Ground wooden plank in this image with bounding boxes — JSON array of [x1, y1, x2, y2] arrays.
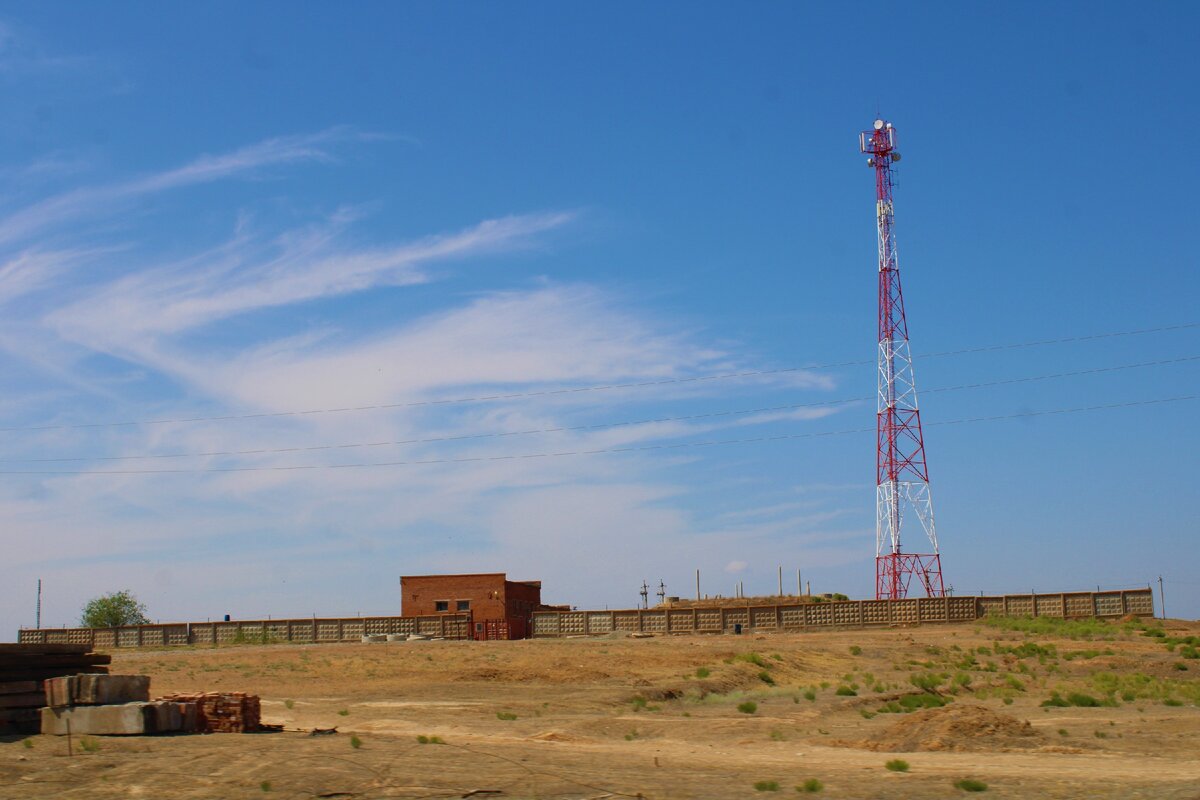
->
[[0, 681, 39, 694], [0, 654, 111, 666], [0, 707, 41, 723], [0, 643, 92, 655], [0, 667, 109, 681], [0, 693, 45, 708]]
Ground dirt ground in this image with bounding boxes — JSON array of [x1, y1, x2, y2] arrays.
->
[[2, 617, 1199, 799]]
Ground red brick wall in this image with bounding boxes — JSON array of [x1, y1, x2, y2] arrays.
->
[[504, 580, 543, 619]]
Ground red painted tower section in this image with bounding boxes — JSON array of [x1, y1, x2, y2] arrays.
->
[[860, 118, 946, 600]]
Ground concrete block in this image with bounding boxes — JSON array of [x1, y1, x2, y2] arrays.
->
[[150, 701, 180, 733], [41, 704, 151, 735], [176, 701, 199, 733], [76, 674, 150, 705], [43, 676, 74, 708]]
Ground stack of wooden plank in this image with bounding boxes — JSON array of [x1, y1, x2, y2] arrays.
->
[[158, 692, 261, 733], [0, 643, 112, 734]]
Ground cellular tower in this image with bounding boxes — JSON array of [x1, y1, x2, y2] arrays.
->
[[860, 117, 946, 600]]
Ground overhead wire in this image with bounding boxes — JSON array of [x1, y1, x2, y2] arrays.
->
[[2, 394, 1193, 475], [1, 353, 1195, 464], [0, 320, 1195, 434]]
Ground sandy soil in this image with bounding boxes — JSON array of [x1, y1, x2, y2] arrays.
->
[[2, 619, 1199, 799]]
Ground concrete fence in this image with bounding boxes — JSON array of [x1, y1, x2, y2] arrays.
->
[[16, 614, 472, 648], [529, 589, 1155, 637], [15, 588, 1155, 648]]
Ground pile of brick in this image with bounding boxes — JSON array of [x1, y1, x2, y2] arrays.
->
[[158, 692, 261, 733], [40, 674, 200, 735]]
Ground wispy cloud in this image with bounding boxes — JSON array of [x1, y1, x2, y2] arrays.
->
[[0, 129, 358, 248], [47, 210, 575, 350]]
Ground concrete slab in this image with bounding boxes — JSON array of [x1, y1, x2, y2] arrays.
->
[[76, 674, 150, 705], [41, 704, 151, 735]]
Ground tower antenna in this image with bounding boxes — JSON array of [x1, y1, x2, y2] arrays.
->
[[859, 117, 946, 600]]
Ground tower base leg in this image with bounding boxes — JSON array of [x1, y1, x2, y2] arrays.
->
[[875, 553, 944, 600]]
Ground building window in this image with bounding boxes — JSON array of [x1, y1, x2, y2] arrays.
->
[[457, 600, 470, 611], [435, 600, 449, 612]]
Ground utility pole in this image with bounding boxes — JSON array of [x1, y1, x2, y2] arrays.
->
[[1158, 576, 1166, 619], [657, 579, 666, 607], [639, 580, 649, 610], [696, 569, 701, 601], [860, 116, 946, 600], [777, 566, 783, 596], [797, 569, 802, 597], [36, 579, 42, 629]]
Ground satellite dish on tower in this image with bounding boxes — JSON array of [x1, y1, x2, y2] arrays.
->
[[873, 119, 885, 130]]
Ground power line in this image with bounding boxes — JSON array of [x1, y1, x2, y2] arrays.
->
[[1, 321, 1195, 435], [2, 353, 1195, 464], [3, 394, 1192, 476]]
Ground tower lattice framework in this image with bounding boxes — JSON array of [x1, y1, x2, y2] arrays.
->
[[860, 118, 945, 600]]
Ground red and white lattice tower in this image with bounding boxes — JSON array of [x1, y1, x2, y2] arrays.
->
[[859, 117, 946, 600]]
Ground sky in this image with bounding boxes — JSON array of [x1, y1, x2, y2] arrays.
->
[[0, 2, 1197, 634]]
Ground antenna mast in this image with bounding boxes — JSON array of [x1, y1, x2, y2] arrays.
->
[[860, 117, 946, 600]]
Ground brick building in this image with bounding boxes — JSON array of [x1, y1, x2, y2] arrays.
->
[[400, 573, 548, 640]]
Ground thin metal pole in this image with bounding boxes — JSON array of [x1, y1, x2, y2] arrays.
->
[[1158, 576, 1166, 619], [777, 566, 783, 596], [796, 570, 801, 596], [36, 579, 42, 629], [695, 569, 700, 602]]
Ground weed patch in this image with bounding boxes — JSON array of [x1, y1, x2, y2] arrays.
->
[[954, 778, 988, 792], [884, 759, 910, 772]]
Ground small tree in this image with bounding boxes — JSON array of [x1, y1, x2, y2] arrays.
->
[[81, 590, 149, 628]]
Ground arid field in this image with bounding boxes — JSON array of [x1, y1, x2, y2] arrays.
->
[[2, 616, 1199, 799]]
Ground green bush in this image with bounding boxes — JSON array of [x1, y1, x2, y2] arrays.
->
[[696, 667, 711, 678], [736, 653, 770, 668], [737, 701, 758, 714], [496, 711, 518, 720], [349, 735, 362, 749], [954, 778, 988, 792], [803, 689, 816, 701], [260, 780, 272, 792], [797, 778, 824, 793], [834, 686, 857, 697], [849, 645, 862, 656], [910, 672, 945, 693], [754, 780, 780, 792], [884, 759, 909, 772], [758, 671, 776, 685]]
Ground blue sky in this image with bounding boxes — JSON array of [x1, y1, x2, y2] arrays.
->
[[1, 2, 1197, 633]]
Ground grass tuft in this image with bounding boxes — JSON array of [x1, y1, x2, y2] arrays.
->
[[797, 778, 824, 793], [884, 759, 910, 772], [350, 734, 362, 749], [954, 778, 988, 792], [737, 701, 758, 714], [696, 667, 711, 679], [753, 780, 780, 792]]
